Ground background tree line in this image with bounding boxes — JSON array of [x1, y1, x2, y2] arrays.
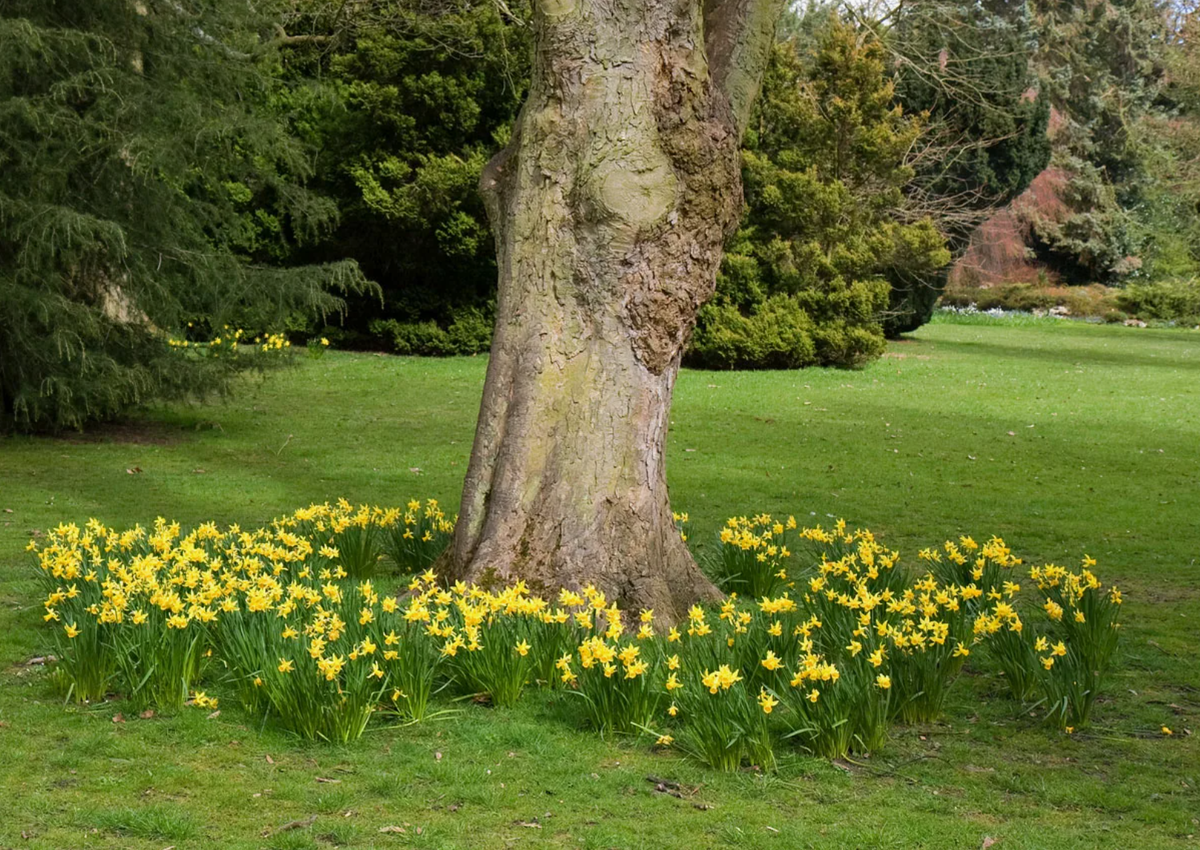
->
[[2, 0, 1193, 431]]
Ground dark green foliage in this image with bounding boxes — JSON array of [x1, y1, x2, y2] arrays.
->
[[896, 1, 1051, 213], [1125, 10, 1200, 283], [1026, 0, 1167, 283], [279, 3, 529, 352], [0, 1, 370, 431], [887, 0, 1051, 333], [688, 18, 949, 369], [369, 307, 493, 356]]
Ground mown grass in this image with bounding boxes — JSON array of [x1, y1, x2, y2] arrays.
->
[[1, 315, 1198, 848]]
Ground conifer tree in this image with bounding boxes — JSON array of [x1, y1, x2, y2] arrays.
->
[[0, 0, 370, 431], [1026, 0, 1168, 282], [690, 15, 950, 369]]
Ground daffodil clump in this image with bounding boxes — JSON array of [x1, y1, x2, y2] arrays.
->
[[34, 519, 214, 708], [167, 327, 294, 360], [307, 336, 332, 358], [33, 508, 1124, 761], [215, 576, 393, 742], [278, 499, 454, 578], [558, 589, 665, 735], [378, 500, 456, 575], [708, 514, 797, 599], [31, 502, 449, 728], [437, 581, 547, 708], [1019, 560, 1121, 728], [666, 606, 775, 770]]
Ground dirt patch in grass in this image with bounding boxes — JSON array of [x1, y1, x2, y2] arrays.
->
[[54, 419, 187, 446]]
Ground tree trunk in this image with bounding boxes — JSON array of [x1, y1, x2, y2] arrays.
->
[[443, 0, 782, 623]]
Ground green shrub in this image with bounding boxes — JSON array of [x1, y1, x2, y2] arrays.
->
[[687, 18, 946, 369], [940, 283, 1118, 319], [370, 307, 493, 356], [689, 296, 818, 370], [1115, 279, 1200, 324], [689, 294, 888, 371]]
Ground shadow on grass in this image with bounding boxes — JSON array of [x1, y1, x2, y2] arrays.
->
[[926, 335, 1200, 372]]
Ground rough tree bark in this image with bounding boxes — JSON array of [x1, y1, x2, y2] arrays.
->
[[443, 0, 784, 623]]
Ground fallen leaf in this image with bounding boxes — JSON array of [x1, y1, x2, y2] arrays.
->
[[435, 751, 442, 761], [206, 710, 220, 720], [379, 826, 406, 834], [315, 777, 341, 784], [112, 713, 125, 724], [981, 837, 999, 849], [126, 467, 142, 474], [266, 754, 275, 764], [139, 709, 155, 720], [516, 821, 541, 829], [3, 508, 12, 513]]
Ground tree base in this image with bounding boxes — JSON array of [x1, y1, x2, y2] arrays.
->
[[441, 501, 721, 624]]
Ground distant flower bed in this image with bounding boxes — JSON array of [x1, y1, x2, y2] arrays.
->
[[33, 504, 1123, 766]]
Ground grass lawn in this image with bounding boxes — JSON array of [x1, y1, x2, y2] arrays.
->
[[1, 314, 1198, 849]]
